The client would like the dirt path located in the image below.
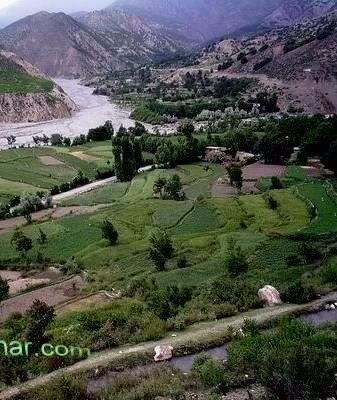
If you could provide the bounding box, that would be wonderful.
[52,176,117,202]
[0,205,109,233]
[1,292,336,399]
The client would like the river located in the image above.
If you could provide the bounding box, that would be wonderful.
[0,79,135,150]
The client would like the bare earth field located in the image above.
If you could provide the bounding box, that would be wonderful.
[243,162,286,180]
[0,276,85,321]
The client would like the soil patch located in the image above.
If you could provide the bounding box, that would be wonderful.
[38,156,65,166]
[243,163,286,180]
[0,276,85,321]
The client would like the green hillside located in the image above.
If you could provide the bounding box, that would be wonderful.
[0,54,53,94]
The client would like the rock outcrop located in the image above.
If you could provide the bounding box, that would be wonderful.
[258,285,283,306]
[154,345,174,362]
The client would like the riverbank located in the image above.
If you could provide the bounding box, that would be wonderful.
[2,292,337,400]
[0,80,135,150]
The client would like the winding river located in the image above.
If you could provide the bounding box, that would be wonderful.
[0,79,135,150]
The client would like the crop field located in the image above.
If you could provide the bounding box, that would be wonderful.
[0,168,314,293]
[296,182,337,234]
[0,147,96,189]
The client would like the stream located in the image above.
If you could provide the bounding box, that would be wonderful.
[87,305,337,393]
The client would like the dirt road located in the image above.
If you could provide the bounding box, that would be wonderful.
[1,292,336,399]
[52,176,117,202]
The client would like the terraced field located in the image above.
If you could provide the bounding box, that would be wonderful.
[296,182,337,234]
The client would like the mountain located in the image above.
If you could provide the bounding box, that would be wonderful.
[75,6,181,65]
[113,0,337,43]
[112,0,284,43]
[0,11,126,78]
[264,0,337,27]
[196,11,337,112]
[0,49,77,123]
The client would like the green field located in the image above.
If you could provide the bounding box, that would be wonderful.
[0,166,313,292]
[0,55,53,93]
[296,182,337,234]
[0,147,96,190]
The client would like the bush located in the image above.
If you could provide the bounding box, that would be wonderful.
[321,263,337,284]
[27,374,88,400]
[282,281,316,304]
[177,256,188,269]
[192,353,225,387]
[102,220,119,245]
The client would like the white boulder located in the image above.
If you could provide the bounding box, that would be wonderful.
[154,345,174,362]
[258,285,282,306]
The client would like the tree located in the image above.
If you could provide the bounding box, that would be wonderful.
[18,192,44,224]
[38,228,47,246]
[150,229,174,259]
[270,176,283,189]
[225,238,248,277]
[11,231,33,258]
[153,175,185,200]
[6,135,16,148]
[25,300,55,349]
[102,220,119,245]
[165,175,184,200]
[226,165,243,190]
[153,177,167,199]
[149,248,167,271]
[177,120,195,139]
[0,277,9,302]
[50,134,63,146]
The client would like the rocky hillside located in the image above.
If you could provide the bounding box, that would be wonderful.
[0,11,128,78]
[196,11,337,112]
[0,9,182,79]
[113,0,337,43]
[264,0,337,27]
[0,50,77,123]
[76,6,181,65]
[113,0,283,43]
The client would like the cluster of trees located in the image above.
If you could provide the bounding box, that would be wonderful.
[35,121,113,148]
[153,175,185,200]
[50,170,90,196]
[217,59,234,71]
[253,57,273,71]
[258,114,337,171]
[112,135,143,182]
[0,192,52,223]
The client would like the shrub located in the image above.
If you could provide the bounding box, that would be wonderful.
[102,220,119,245]
[192,353,225,387]
[282,281,316,304]
[177,256,188,269]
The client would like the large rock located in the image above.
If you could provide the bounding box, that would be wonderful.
[154,345,174,362]
[258,285,282,306]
